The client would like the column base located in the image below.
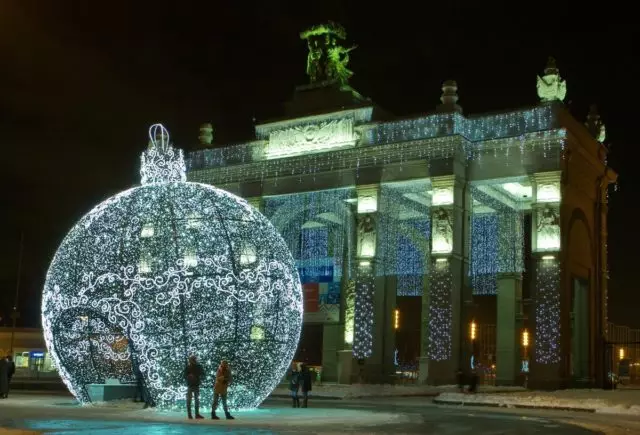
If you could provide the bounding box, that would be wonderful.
[418,357,429,384]
[427,359,457,385]
[528,362,565,390]
[337,350,356,384]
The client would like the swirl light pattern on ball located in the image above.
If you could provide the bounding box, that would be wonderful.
[42,124,303,409]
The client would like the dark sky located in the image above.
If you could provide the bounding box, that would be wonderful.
[0,2,637,328]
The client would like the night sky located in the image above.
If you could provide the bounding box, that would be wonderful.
[0,2,637,328]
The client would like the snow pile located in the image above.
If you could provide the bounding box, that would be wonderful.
[437,389,640,415]
[91,399,145,410]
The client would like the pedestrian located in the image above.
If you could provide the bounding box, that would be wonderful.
[456,368,465,393]
[467,369,479,394]
[7,356,15,383]
[0,356,8,399]
[211,359,234,420]
[184,355,204,419]
[299,363,312,408]
[288,362,300,408]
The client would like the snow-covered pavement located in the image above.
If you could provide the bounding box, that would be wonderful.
[436,388,640,415]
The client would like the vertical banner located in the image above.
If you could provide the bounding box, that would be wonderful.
[303,283,320,313]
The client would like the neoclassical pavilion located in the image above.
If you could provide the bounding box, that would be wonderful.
[186,24,616,388]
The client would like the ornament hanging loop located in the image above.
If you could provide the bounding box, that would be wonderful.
[149,123,170,153]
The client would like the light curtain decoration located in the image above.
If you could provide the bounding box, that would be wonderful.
[377,181,431,296]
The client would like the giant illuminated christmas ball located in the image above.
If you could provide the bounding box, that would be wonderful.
[42,124,303,409]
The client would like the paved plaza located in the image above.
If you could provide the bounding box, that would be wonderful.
[0,393,608,434]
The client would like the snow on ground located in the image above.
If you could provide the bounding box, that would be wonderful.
[438,389,640,415]
[271,383,524,398]
[141,407,407,427]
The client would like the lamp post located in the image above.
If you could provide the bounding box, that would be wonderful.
[9,232,24,355]
[393,308,400,330]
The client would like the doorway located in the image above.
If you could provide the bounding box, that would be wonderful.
[295,324,323,366]
[571,277,590,380]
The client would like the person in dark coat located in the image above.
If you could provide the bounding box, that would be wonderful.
[184,355,204,419]
[299,364,312,408]
[456,368,465,393]
[288,362,300,408]
[0,356,8,399]
[467,369,479,394]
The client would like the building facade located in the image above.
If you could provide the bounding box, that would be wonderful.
[0,327,57,378]
[186,27,616,388]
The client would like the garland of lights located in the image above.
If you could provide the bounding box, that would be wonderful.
[534,258,561,364]
[189,130,565,186]
[427,259,453,361]
[188,106,557,171]
[353,265,375,359]
[42,124,303,410]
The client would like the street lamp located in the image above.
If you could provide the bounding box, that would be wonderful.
[522,329,530,348]
[394,309,400,330]
[470,320,477,341]
[620,348,625,360]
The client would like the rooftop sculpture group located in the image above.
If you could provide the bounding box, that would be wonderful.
[301,22,357,86]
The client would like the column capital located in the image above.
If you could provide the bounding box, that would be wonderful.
[532,171,561,185]
[357,184,379,214]
[531,171,561,204]
[431,175,456,189]
[246,196,263,211]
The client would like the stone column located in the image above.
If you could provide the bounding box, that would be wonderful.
[425,174,470,384]
[529,172,562,389]
[350,184,395,383]
[496,273,522,385]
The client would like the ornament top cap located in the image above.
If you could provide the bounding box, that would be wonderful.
[140,123,187,185]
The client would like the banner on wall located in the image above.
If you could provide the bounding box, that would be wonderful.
[302,282,340,322]
[298,266,333,283]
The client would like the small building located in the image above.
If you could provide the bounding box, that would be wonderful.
[186,25,615,388]
[0,327,57,378]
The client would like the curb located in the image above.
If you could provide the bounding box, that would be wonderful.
[433,398,596,413]
[269,392,440,400]
[268,394,341,401]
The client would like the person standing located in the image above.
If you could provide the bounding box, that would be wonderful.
[288,362,300,408]
[299,364,312,408]
[184,355,204,419]
[0,356,8,399]
[6,356,15,398]
[211,360,234,420]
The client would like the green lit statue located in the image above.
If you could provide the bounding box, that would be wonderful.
[300,22,356,86]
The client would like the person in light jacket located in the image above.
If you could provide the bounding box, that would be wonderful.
[211,360,234,420]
